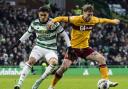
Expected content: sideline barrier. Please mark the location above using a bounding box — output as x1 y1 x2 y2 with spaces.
65 67 128 76
0 66 44 75
0 66 128 75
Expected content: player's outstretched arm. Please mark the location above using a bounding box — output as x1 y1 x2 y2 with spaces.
98 18 120 24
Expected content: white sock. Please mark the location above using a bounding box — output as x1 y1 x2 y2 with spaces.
17 63 31 86
38 64 55 82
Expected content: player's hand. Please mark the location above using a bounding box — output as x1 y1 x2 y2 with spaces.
10 40 21 50
67 46 77 61
113 19 120 24
47 21 55 30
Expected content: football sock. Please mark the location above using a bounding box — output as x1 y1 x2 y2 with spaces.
99 64 109 80
38 64 55 82
17 63 31 86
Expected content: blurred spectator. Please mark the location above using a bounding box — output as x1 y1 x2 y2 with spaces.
71 5 82 15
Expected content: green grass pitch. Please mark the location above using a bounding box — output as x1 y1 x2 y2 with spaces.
0 75 128 89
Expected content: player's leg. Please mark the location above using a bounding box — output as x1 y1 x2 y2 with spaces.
86 51 108 79
32 51 58 89
48 58 72 89
14 46 43 89
14 57 36 89
48 48 78 89
85 48 118 87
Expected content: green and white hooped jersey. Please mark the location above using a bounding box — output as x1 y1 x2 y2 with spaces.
28 19 64 50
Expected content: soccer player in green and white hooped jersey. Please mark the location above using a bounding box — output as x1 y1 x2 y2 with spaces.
14 6 71 89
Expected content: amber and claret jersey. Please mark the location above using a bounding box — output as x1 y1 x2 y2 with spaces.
52 15 117 48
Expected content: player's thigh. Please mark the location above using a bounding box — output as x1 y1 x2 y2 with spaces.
29 46 45 62
45 50 58 64
86 51 105 62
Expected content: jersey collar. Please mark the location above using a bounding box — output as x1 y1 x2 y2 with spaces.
82 15 91 22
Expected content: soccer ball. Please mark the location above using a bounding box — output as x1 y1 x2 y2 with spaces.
97 79 109 89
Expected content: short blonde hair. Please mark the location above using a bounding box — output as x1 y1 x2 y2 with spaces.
82 4 94 12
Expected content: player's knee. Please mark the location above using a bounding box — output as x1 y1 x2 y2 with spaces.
55 66 67 78
55 65 68 77
27 57 36 66
97 55 106 65
62 66 68 72
49 57 58 66
60 64 68 73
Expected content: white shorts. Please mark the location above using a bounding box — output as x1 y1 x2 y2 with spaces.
29 46 58 62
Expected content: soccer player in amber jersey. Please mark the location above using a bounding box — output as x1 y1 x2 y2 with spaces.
47 4 120 89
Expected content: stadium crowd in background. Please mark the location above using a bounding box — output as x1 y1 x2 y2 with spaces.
0 2 128 66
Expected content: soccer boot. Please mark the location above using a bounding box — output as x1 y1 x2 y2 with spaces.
14 85 20 89
48 85 54 89
32 80 42 89
108 80 118 87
